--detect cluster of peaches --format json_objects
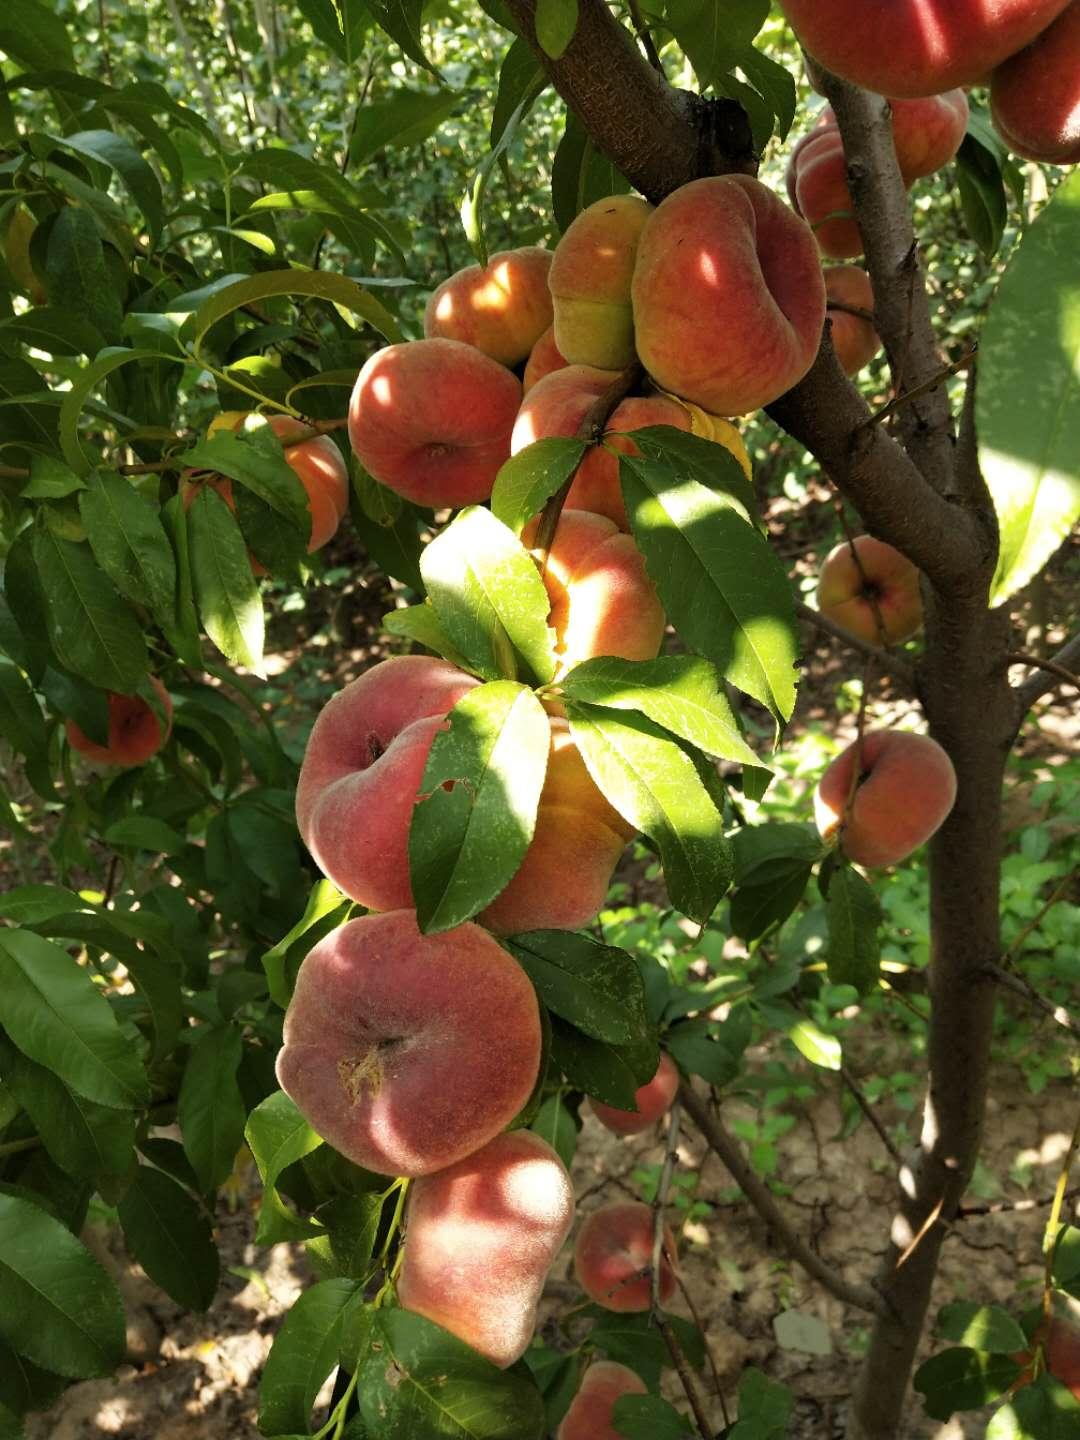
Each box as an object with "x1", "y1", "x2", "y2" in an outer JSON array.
[{"x1": 781, "y1": 0, "x2": 1080, "y2": 166}]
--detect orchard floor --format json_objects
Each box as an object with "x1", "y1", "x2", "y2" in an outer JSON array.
[{"x1": 27, "y1": 1056, "x2": 1079, "y2": 1440}]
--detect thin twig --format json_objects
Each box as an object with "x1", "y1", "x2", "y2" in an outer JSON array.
[
  {"x1": 679, "y1": 1083, "x2": 890, "y2": 1317},
  {"x1": 841, "y1": 1063, "x2": 902, "y2": 1165},
  {"x1": 858, "y1": 348, "x2": 976, "y2": 433},
  {"x1": 955, "y1": 1185, "x2": 1080, "y2": 1220},
  {"x1": 795, "y1": 601, "x2": 917, "y2": 688},
  {"x1": 673, "y1": 1270, "x2": 731, "y2": 1429},
  {"x1": 1002, "y1": 869, "x2": 1078, "y2": 965},
  {"x1": 1008, "y1": 651, "x2": 1080, "y2": 693},
  {"x1": 982, "y1": 962, "x2": 1080, "y2": 1040},
  {"x1": 1017, "y1": 632, "x2": 1080, "y2": 713},
  {"x1": 626, "y1": 0, "x2": 664, "y2": 72},
  {"x1": 826, "y1": 298, "x2": 876, "y2": 325},
  {"x1": 0, "y1": 1136, "x2": 42, "y2": 1159}
]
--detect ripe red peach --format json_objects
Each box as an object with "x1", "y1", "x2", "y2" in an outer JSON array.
[
  {"x1": 789, "y1": 127, "x2": 864, "y2": 260},
  {"x1": 549, "y1": 195, "x2": 653, "y2": 370},
  {"x1": 590, "y1": 1053, "x2": 679, "y2": 1136},
  {"x1": 424, "y1": 247, "x2": 554, "y2": 367},
  {"x1": 512, "y1": 364, "x2": 620, "y2": 458},
  {"x1": 398, "y1": 1129, "x2": 574, "y2": 1365},
  {"x1": 347, "y1": 339, "x2": 522, "y2": 507},
  {"x1": 778, "y1": 0, "x2": 1071, "y2": 98},
  {"x1": 574, "y1": 1201, "x2": 678, "y2": 1312},
  {"x1": 65, "y1": 677, "x2": 172, "y2": 767},
  {"x1": 631, "y1": 175, "x2": 826, "y2": 415},
  {"x1": 991, "y1": 2, "x2": 1080, "y2": 165},
  {"x1": 557, "y1": 1362, "x2": 648, "y2": 1440},
  {"x1": 522, "y1": 508, "x2": 665, "y2": 674},
  {"x1": 191, "y1": 412, "x2": 349, "y2": 554},
  {"x1": 891, "y1": 91, "x2": 970, "y2": 181},
  {"x1": 296, "y1": 657, "x2": 634, "y2": 933},
  {"x1": 522, "y1": 324, "x2": 569, "y2": 394},
  {"x1": 814, "y1": 730, "x2": 958, "y2": 869},
  {"x1": 276, "y1": 910, "x2": 542, "y2": 1177},
  {"x1": 824, "y1": 267, "x2": 881, "y2": 377},
  {"x1": 480, "y1": 717, "x2": 636, "y2": 934},
  {"x1": 817, "y1": 535, "x2": 923, "y2": 645}
]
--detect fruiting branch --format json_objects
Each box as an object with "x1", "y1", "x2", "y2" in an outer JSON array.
[
  {"x1": 1015, "y1": 634, "x2": 1080, "y2": 712},
  {"x1": 678, "y1": 1083, "x2": 891, "y2": 1317}
]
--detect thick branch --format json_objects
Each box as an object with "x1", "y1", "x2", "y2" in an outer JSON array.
[
  {"x1": 796, "y1": 600, "x2": 916, "y2": 689},
  {"x1": 768, "y1": 344, "x2": 984, "y2": 592},
  {"x1": 818, "y1": 76, "x2": 955, "y2": 498},
  {"x1": 502, "y1": 0, "x2": 755, "y2": 199},
  {"x1": 1016, "y1": 633, "x2": 1080, "y2": 712},
  {"x1": 679, "y1": 1083, "x2": 889, "y2": 1317}
]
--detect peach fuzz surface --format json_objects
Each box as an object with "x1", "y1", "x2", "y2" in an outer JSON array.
[
  {"x1": 398, "y1": 1129, "x2": 574, "y2": 1365},
  {"x1": 631, "y1": 174, "x2": 826, "y2": 415},
  {"x1": 66, "y1": 676, "x2": 173, "y2": 767},
  {"x1": 275, "y1": 910, "x2": 542, "y2": 1177},
  {"x1": 347, "y1": 338, "x2": 522, "y2": 507},
  {"x1": 574, "y1": 1200, "x2": 678, "y2": 1312},
  {"x1": 814, "y1": 730, "x2": 958, "y2": 868},
  {"x1": 556, "y1": 1362, "x2": 648, "y2": 1440},
  {"x1": 424, "y1": 246, "x2": 553, "y2": 366},
  {"x1": 778, "y1": 0, "x2": 1071, "y2": 98}
]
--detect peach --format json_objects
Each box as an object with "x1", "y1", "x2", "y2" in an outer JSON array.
[
  {"x1": 296, "y1": 657, "x2": 634, "y2": 933},
  {"x1": 590, "y1": 1053, "x2": 679, "y2": 1136},
  {"x1": 398, "y1": 1129, "x2": 574, "y2": 1366},
  {"x1": 891, "y1": 91, "x2": 970, "y2": 182},
  {"x1": 295, "y1": 655, "x2": 480, "y2": 913},
  {"x1": 522, "y1": 324, "x2": 569, "y2": 394},
  {"x1": 824, "y1": 267, "x2": 881, "y2": 377},
  {"x1": 347, "y1": 339, "x2": 522, "y2": 507},
  {"x1": 631, "y1": 175, "x2": 826, "y2": 415},
  {"x1": 424, "y1": 247, "x2": 554, "y2": 367},
  {"x1": 276, "y1": 910, "x2": 542, "y2": 1177},
  {"x1": 565, "y1": 393, "x2": 752, "y2": 531},
  {"x1": 557, "y1": 1362, "x2": 648, "y2": 1440},
  {"x1": 1014, "y1": 1316, "x2": 1080, "y2": 1399},
  {"x1": 522, "y1": 508, "x2": 665, "y2": 674},
  {"x1": 574, "y1": 1201, "x2": 678, "y2": 1312},
  {"x1": 991, "y1": 2, "x2": 1080, "y2": 165},
  {"x1": 778, "y1": 0, "x2": 1071, "y2": 98},
  {"x1": 65, "y1": 677, "x2": 172, "y2": 767},
  {"x1": 817, "y1": 535, "x2": 923, "y2": 646},
  {"x1": 512, "y1": 365, "x2": 620, "y2": 458},
  {"x1": 789, "y1": 127, "x2": 864, "y2": 260},
  {"x1": 192, "y1": 412, "x2": 349, "y2": 554},
  {"x1": 480, "y1": 717, "x2": 635, "y2": 934},
  {"x1": 548, "y1": 195, "x2": 653, "y2": 370},
  {"x1": 814, "y1": 730, "x2": 958, "y2": 868}
]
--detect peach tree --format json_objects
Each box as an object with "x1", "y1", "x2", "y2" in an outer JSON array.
[{"x1": 0, "y1": 3, "x2": 1078, "y2": 1439}]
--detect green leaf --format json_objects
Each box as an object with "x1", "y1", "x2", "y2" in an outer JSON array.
[
  {"x1": 491, "y1": 38, "x2": 547, "y2": 149},
  {"x1": 490, "y1": 438, "x2": 587, "y2": 535},
  {"x1": 104, "y1": 815, "x2": 186, "y2": 853},
  {"x1": 729, "y1": 1366, "x2": 794, "y2": 1438},
  {"x1": 0, "y1": 1194, "x2": 124, "y2": 1379},
  {"x1": 0, "y1": 1336, "x2": 64, "y2": 1421},
  {"x1": 550, "y1": 1016, "x2": 659, "y2": 1110},
  {"x1": 956, "y1": 134, "x2": 1008, "y2": 260},
  {"x1": 0, "y1": 885, "x2": 85, "y2": 926},
  {"x1": 409, "y1": 681, "x2": 550, "y2": 933},
  {"x1": 0, "y1": 928, "x2": 150, "y2": 1109},
  {"x1": 987, "y1": 1375, "x2": 1080, "y2": 1439},
  {"x1": 730, "y1": 867, "x2": 812, "y2": 944},
  {"x1": 188, "y1": 268, "x2": 401, "y2": 356},
  {"x1": 245, "y1": 1091, "x2": 324, "y2": 1246},
  {"x1": 551, "y1": 111, "x2": 631, "y2": 232},
  {"x1": 667, "y1": 1013, "x2": 748, "y2": 1087},
  {"x1": 732, "y1": 823, "x2": 823, "y2": 886},
  {"x1": 567, "y1": 702, "x2": 732, "y2": 924},
  {"x1": 825, "y1": 866, "x2": 881, "y2": 995},
  {"x1": 356, "y1": 1308, "x2": 547, "y2": 1439},
  {"x1": 508, "y1": 931, "x2": 651, "y2": 1045},
  {"x1": 529, "y1": 1094, "x2": 579, "y2": 1171},
  {"x1": 620, "y1": 448, "x2": 797, "y2": 722},
  {"x1": 262, "y1": 880, "x2": 351, "y2": 1010},
  {"x1": 295, "y1": 0, "x2": 369, "y2": 61},
  {"x1": 19, "y1": 455, "x2": 87, "y2": 500},
  {"x1": 188, "y1": 486, "x2": 265, "y2": 676},
  {"x1": 383, "y1": 603, "x2": 472, "y2": 670},
  {"x1": 937, "y1": 1303, "x2": 1027, "y2": 1355},
  {"x1": 787, "y1": 1017, "x2": 841, "y2": 1072},
  {"x1": 259, "y1": 1278, "x2": 360, "y2": 1436},
  {"x1": 0, "y1": 1044, "x2": 135, "y2": 1179},
  {"x1": 43, "y1": 206, "x2": 123, "y2": 347},
  {"x1": 178, "y1": 1026, "x2": 246, "y2": 1192},
  {"x1": 60, "y1": 129, "x2": 164, "y2": 244},
  {"x1": 561, "y1": 655, "x2": 760, "y2": 767},
  {"x1": 535, "y1": 0, "x2": 578, "y2": 57},
  {"x1": 913, "y1": 1348, "x2": 1021, "y2": 1423},
  {"x1": 367, "y1": 0, "x2": 439, "y2": 74},
  {"x1": 31, "y1": 528, "x2": 148, "y2": 693},
  {"x1": 613, "y1": 1393, "x2": 693, "y2": 1438},
  {"x1": 117, "y1": 1166, "x2": 219, "y2": 1311},
  {"x1": 0, "y1": 660, "x2": 51, "y2": 797},
  {"x1": 183, "y1": 429, "x2": 310, "y2": 532},
  {"x1": 79, "y1": 470, "x2": 177, "y2": 626},
  {"x1": 981, "y1": 170, "x2": 1080, "y2": 605},
  {"x1": 59, "y1": 348, "x2": 176, "y2": 475},
  {"x1": 0, "y1": 305, "x2": 104, "y2": 358},
  {"x1": 0, "y1": 2, "x2": 73, "y2": 73},
  {"x1": 350, "y1": 89, "x2": 459, "y2": 165},
  {"x1": 421, "y1": 506, "x2": 557, "y2": 685}
]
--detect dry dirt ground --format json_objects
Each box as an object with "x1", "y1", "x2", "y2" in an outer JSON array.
[{"x1": 27, "y1": 1048, "x2": 1079, "y2": 1440}]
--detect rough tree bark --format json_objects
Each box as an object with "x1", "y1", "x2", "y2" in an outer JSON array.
[{"x1": 502, "y1": 4, "x2": 1024, "y2": 1435}]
